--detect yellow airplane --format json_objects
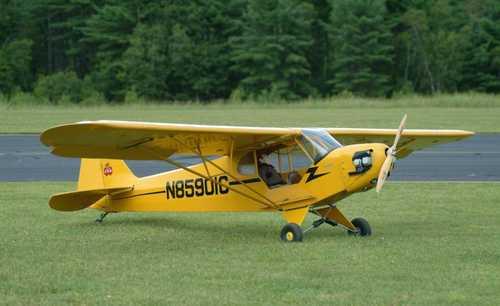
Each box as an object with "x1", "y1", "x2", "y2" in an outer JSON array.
[{"x1": 40, "y1": 116, "x2": 473, "y2": 242}]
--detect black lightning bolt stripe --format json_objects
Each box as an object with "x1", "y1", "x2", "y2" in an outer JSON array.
[{"x1": 305, "y1": 167, "x2": 329, "y2": 183}]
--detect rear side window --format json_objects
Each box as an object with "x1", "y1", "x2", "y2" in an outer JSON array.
[{"x1": 237, "y1": 152, "x2": 256, "y2": 176}]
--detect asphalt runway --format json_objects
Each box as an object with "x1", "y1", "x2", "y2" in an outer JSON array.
[{"x1": 1, "y1": 134, "x2": 499, "y2": 181}]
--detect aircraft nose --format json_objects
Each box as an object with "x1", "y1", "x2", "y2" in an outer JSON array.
[
  {"x1": 367, "y1": 144, "x2": 390, "y2": 179},
  {"x1": 376, "y1": 144, "x2": 390, "y2": 167},
  {"x1": 343, "y1": 143, "x2": 389, "y2": 178},
  {"x1": 344, "y1": 143, "x2": 389, "y2": 192},
  {"x1": 383, "y1": 144, "x2": 390, "y2": 157}
]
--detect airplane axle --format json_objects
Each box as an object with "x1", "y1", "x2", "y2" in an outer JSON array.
[{"x1": 95, "y1": 212, "x2": 110, "y2": 223}]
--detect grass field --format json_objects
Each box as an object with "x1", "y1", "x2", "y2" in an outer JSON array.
[
  {"x1": 1, "y1": 182, "x2": 499, "y2": 305},
  {"x1": 1, "y1": 94, "x2": 500, "y2": 133}
]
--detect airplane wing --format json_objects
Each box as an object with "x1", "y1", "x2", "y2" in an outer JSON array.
[
  {"x1": 41, "y1": 120, "x2": 474, "y2": 161},
  {"x1": 41, "y1": 120, "x2": 300, "y2": 160},
  {"x1": 327, "y1": 128, "x2": 474, "y2": 158}
]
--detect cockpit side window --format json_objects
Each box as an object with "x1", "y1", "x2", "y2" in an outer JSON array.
[
  {"x1": 278, "y1": 149, "x2": 290, "y2": 172},
  {"x1": 290, "y1": 147, "x2": 312, "y2": 170},
  {"x1": 237, "y1": 151, "x2": 256, "y2": 176},
  {"x1": 262, "y1": 149, "x2": 291, "y2": 173},
  {"x1": 256, "y1": 144, "x2": 311, "y2": 187},
  {"x1": 265, "y1": 151, "x2": 280, "y2": 171}
]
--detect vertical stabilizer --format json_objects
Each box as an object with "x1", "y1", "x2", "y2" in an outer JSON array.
[{"x1": 77, "y1": 159, "x2": 137, "y2": 190}]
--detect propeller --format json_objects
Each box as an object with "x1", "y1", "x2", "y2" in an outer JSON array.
[{"x1": 376, "y1": 114, "x2": 407, "y2": 193}]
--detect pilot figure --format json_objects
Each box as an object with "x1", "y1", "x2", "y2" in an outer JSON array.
[{"x1": 257, "y1": 154, "x2": 285, "y2": 187}]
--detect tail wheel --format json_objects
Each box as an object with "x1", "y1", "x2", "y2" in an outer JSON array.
[
  {"x1": 280, "y1": 223, "x2": 303, "y2": 242},
  {"x1": 348, "y1": 217, "x2": 372, "y2": 236}
]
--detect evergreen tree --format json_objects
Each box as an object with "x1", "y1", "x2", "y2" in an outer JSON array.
[
  {"x1": 459, "y1": 0, "x2": 500, "y2": 93},
  {"x1": 123, "y1": 24, "x2": 169, "y2": 100},
  {"x1": 123, "y1": 21, "x2": 197, "y2": 101},
  {"x1": 308, "y1": 0, "x2": 331, "y2": 95},
  {"x1": 1, "y1": 0, "x2": 500, "y2": 101},
  {"x1": 44, "y1": 0, "x2": 103, "y2": 76},
  {"x1": 0, "y1": 0, "x2": 34, "y2": 96},
  {"x1": 0, "y1": 39, "x2": 32, "y2": 97},
  {"x1": 163, "y1": 0, "x2": 244, "y2": 100},
  {"x1": 122, "y1": 0, "x2": 244, "y2": 101},
  {"x1": 230, "y1": 0, "x2": 314, "y2": 100},
  {"x1": 328, "y1": 0, "x2": 394, "y2": 97},
  {"x1": 398, "y1": 1, "x2": 467, "y2": 93},
  {"x1": 80, "y1": 0, "x2": 157, "y2": 100}
]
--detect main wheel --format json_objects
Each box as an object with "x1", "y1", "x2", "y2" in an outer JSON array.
[
  {"x1": 347, "y1": 217, "x2": 372, "y2": 236},
  {"x1": 280, "y1": 223, "x2": 303, "y2": 242}
]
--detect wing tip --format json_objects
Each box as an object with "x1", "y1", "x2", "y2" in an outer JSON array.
[
  {"x1": 456, "y1": 130, "x2": 475, "y2": 138},
  {"x1": 40, "y1": 121, "x2": 96, "y2": 147}
]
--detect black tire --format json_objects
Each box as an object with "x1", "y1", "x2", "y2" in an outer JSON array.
[
  {"x1": 280, "y1": 223, "x2": 303, "y2": 242},
  {"x1": 347, "y1": 217, "x2": 372, "y2": 236}
]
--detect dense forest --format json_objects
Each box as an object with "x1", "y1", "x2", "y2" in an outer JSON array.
[{"x1": 0, "y1": 0, "x2": 499, "y2": 103}]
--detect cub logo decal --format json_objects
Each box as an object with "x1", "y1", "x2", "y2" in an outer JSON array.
[{"x1": 103, "y1": 163, "x2": 113, "y2": 176}]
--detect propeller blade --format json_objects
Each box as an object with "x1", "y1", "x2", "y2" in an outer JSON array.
[
  {"x1": 392, "y1": 114, "x2": 407, "y2": 150},
  {"x1": 376, "y1": 114, "x2": 407, "y2": 193},
  {"x1": 376, "y1": 150, "x2": 394, "y2": 193}
]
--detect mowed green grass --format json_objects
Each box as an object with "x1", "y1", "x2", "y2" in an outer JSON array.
[
  {"x1": 1, "y1": 182, "x2": 498, "y2": 305},
  {"x1": 1, "y1": 94, "x2": 500, "y2": 133}
]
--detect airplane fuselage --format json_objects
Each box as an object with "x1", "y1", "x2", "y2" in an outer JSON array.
[{"x1": 91, "y1": 143, "x2": 388, "y2": 213}]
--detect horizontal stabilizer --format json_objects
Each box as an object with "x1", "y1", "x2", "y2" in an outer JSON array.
[{"x1": 49, "y1": 187, "x2": 132, "y2": 212}]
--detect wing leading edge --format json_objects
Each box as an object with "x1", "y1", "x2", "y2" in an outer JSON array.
[{"x1": 328, "y1": 128, "x2": 474, "y2": 157}]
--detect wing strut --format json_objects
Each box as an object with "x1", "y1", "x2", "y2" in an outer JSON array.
[
  {"x1": 163, "y1": 157, "x2": 279, "y2": 210},
  {"x1": 167, "y1": 136, "x2": 281, "y2": 210},
  {"x1": 198, "y1": 154, "x2": 280, "y2": 210},
  {"x1": 137, "y1": 143, "x2": 279, "y2": 210},
  {"x1": 196, "y1": 143, "x2": 212, "y2": 179}
]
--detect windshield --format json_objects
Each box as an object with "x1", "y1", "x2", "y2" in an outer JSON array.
[{"x1": 300, "y1": 129, "x2": 343, "y2": 162}]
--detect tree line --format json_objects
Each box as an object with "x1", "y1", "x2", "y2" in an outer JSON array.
[{"x1": 0, "y1": 0, "x2": 499, "y2": 103}]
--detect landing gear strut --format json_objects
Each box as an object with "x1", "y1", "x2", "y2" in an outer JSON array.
[
  {"x1": 279, "y1": 205, "x2": 372, "y2": 241},
  {"x1": 303, "y1": 217, "x2": 337, "y2": 234},
  {"x1": 308, "y1": 205, "x2": 372, "y2": 237},
  {"x1": 95, "y1": 212, "x2": 110, "y2": 223}
]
